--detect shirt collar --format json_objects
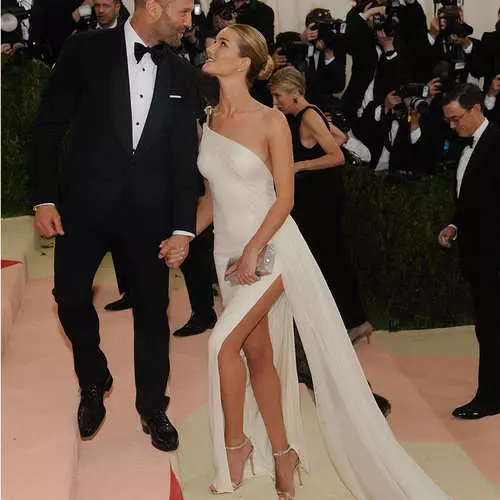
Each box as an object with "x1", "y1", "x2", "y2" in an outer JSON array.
[
  {"x1": 471, "y1": 117, "x2": 489, "y2": 149},
  {"x1": 97, "y1": 19, "x2": 118, "y2": 30},
  {"x1": 124, "y1": 18, "x2": 149, "y2": 63}
]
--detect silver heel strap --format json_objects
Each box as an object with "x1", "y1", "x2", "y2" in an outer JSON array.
[
  {"x1": 272, "y1": 445, "x2": 293, "y2": 457},
  {"x1": 226, "y1": 437, "x2": 249, "y2": 451}
]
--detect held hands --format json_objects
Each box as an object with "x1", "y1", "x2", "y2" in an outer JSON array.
[
  {"x1": 427, "y1": 77, "x2": 442, "y2": 98},
  {"x1": 438, "y1": 225, "x2": 457, "y2": 248},
  {"x1": 224, "y1": 245, "x2": 260, "y2": 286},
  {"x1": 158, "y1": 234, "x2": 191, "y2": 269},
  {"x1": 35, "y1": 205, "x2": 65, "y2": 238}
]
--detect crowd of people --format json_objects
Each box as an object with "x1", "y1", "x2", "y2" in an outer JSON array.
[{"x1": 6, "y1": 0, "x2": 499, "y2": 498}]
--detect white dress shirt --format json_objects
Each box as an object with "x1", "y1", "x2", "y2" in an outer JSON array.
[
  {"x1": 456, "y1": 117, "x2": 489, "y2": 197},
  {"x1": 124, "y1": 18, "x2": 157, "y2": 152},
  {"x1": 96, "y1": 19, "x2": 118, "y2": 30}
]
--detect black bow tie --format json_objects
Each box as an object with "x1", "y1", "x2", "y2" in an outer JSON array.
[{"x1": 134, "y1": 42, "x2": 166, "y2": 65}]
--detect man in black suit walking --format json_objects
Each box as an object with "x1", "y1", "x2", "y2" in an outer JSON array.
[
  {"x1": 439, "y1": 83, "x2": 500, "y2": 420},
  {"x1": 30, "y1": 0, "x2": 200, "y2": 449}
]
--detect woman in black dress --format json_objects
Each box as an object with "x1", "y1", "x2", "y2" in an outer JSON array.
[
  {"x1": 268, "y1": 68, "x2": 391, "y2": 415},
  {"x1": 269, "y1": 67, "x2": 373, "y2": 343}
]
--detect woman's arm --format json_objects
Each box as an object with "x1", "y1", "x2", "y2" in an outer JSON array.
[
  {"x1": 295, "y1": 109, "x2": 345, "y2": 172},
  {"x1": 226, "y1": 109, "x2": 294, "y2": 284},
  {"x1": 196, "y1": 179, "x2": 213, "y2": 235}
]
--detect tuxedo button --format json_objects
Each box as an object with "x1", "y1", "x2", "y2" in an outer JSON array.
[{"x1": 136, "y1": 122, "x2": 140, "y2": 126}]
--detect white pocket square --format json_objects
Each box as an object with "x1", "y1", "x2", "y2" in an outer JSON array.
[{"x1": 169, "y1": 94, "x2": 183, "y2": 99}]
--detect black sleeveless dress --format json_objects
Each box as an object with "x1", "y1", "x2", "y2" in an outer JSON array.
[{"x1": 288, "y1": 106, "x2": 366, "y2": 330}]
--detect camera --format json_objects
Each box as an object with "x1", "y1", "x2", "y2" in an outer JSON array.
[
  {"x1": 311, "y1": 19, "x2": 347, "y2": 50},
  {"x1": 278, "y1": 41, "x2": 310, "y2": 73},
  {"x1": 438, "y1": 7, "x2": 473, "y2": 38},
  {"x1": 74, "y1": 4, "x2": 97, "y2": 32},
  {"x1": 211, "y1": 0, "x2": 237, "y2": 21},
  {"x1": 372, "y1": 0, "x2": 401, "y2": 37},
  {"x1": 1, "y1": 5, "x2": 30, "y2": 44},
  {"x1": 393, "y1": 83, "x2": 431, "y2": 118},
  {"x1": 394, "y1": 83, "x2": 430, "y2": 99}
]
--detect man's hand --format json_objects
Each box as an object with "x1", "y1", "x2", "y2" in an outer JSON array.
[
  {"x1": 429, "y1": 16, "x2": 440, "y2": 39},
  {"x1": 301, "y1": 23, "x2": 319, "y2": 42},
  {"x1": 427, "y1": 77, "x2": 442, "y2": 97},
  {"x1": 272, "y1": 48, "x2": 288, "y2": 69},
  {"x1": 438, "y1": 225, "x2": 457, "y2": 248},
  {"x1": 363, "y1": 4, "x2": 386, "y2": 21},
  {"x1": 488, "y1": 75, "x2": 500, "y2": 97},
  {"x1": 376, "y1": 30, "x2": 395, "y2": 52},
  {"x1": 35, "y1": 205, "x2": 65, "y2": 238},
  {"x1": 158, "y1": 234, "x2": 191, "y2": 269},
  {"x1": 449, "y1": 34, "x2": 472, "y2": 48}
]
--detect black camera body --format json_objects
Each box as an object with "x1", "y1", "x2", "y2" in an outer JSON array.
[
  {"x1": 394, "y1": 83, "x2": 430, "y2": 99},
  {"x1": 278, "y1": 41, "x2": 310, "y2": 73},
  {"x1": 311, "y1": 19, "x2": 347, "y2": 51},
  {"x1": 372, "y1": 0, "x2": 401, "y2": 37}
]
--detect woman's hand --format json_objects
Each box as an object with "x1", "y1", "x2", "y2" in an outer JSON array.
[{"x1": 225, "y1": 245, "x2": 260, "y2": 285}]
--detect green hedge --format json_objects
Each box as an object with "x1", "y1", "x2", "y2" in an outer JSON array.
[
  {"x1": 343, "y1": 169, "x2": 473, "y2": 331},
  {"x1": 1, "y1": 58, "x2": 473, "y2": 329},
  {"x1": 1, "y1": 54, "x2": 50, "y2": 217}
]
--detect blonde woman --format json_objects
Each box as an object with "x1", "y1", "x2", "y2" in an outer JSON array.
[{"x1": 161, "y1": 24, "x2": 450, "y2": 500}]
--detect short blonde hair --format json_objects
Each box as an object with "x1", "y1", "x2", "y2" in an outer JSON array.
[
  {"x1": 227, "y1": 24, "x2": 274, "y2": 84},
  {"x1": 269, "y1": 67, "x2": 306, "y2": 96}
]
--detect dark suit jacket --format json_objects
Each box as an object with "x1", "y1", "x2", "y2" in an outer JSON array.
[
  {"x1": 305, "y1": 49, "x2": 346, "y2": 106},
  {"x1": 29, "y1": 26, "x2": 199, "y2": 236},
  {"x1": 452, "y1": 123, "x2": 500, "y2": 278}
]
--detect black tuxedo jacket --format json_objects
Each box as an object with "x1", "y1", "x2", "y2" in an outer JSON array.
[
  {"x1": 30, "y1": 27, "x2": 199, "y2": 236},
  {"x1": 453, "y1": 123, "x2": 500, "y2": 278},
  {"x1": 305, "y1": 49, "x2": 346, "y2": 106}
]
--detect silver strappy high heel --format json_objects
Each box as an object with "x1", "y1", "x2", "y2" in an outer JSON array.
[
  {"x1": 209, "y1": 436, "x2": 255, "y2": 494},
  {"x1": 273, "y1": 445, "x2": 303, "y2": 499}
]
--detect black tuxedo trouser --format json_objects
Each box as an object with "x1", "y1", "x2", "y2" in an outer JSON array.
[
  {"x1": 111, "y1": 247, "x2": 129, "y2": 296},
  {"x1": 180, "y1": 226, "x2": 216, "y2": 316},
  {"x1": 468, "y1": 273, "x2": 500, "y2": 407},
  {"x1": 53, "y1": 208, "x2": 171, "y2": 416}
]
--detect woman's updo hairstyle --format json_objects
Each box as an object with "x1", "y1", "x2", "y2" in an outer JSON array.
[
  {"x1": 227, "y1": 24, "x2": 275, "y2": 85},
  {"x1": 268, "y1": 66, "x2": 306, "y2": 96}
]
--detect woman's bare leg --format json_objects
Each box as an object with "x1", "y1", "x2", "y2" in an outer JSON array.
[{"x1": 217, "y1": 277, "x2": 298, "y2": 493}]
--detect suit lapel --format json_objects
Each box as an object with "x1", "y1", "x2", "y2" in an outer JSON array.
[
  {"x1": 110, "y1": 26, "x2": 133, "y2": 154},
  {"x1": 134, "y1": 54, "x2": 172, "y2": 157}
]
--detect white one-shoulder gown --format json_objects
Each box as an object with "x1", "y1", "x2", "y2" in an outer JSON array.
[{"x1": 197, "y1": 115, "x2": 450, "y2": 500}]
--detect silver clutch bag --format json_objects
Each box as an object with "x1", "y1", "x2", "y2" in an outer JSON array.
[{"x1": 225, "y1": 244, "x2": 275, "y2": 286}]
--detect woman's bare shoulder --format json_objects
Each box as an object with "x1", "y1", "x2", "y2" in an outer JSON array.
[{"x1": 258, "y1": 106, "x2": 288, "y2": 135}]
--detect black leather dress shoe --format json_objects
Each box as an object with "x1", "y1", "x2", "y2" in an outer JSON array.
[
  {"x1": 141, "y1": 411, "x2": 179, "y2": 451},
  {"x1": 173, "y1": 311, "x2": 217, "y2": 337},
  {"x1": 78, "y1": 372, "x2": 113, "y2": 438},
  {"x1": 452, "y1": 400, "x2": 500, "y2": 420},
  {"x1": 104, "y1": 294, "x2": 132, "y2": 311},
  {"x1": 373, "y1": 392, "x2": 392, "y2": 417}
]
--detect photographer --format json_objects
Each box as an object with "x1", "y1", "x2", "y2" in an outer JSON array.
[
  {"x1": 473, "y1": 10, "x2": 500, "y2": 126},
  {"x1": 299, "y1": 8, "x2": 347, "y2": 105},
  {"x1": 426, "y1": 4, "x2": 476, "y2": 91},
  {"x1": 372, "y1": 84, "x2": 434, "y2": 174},
  {"x1": 207, "y1": 0, "x2": 274, "y2": 49},
  {"x1": 342, "y1": 1, "x2": 411, "y2": 127}
]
